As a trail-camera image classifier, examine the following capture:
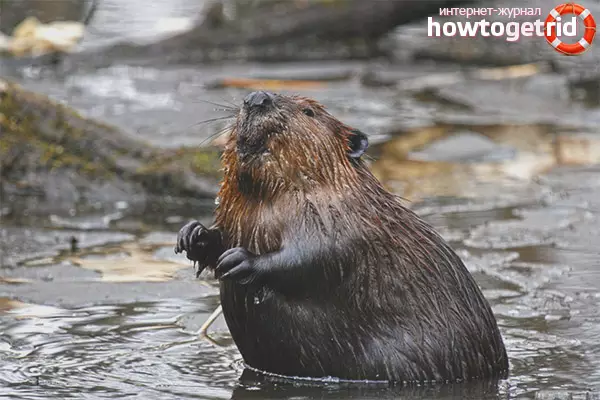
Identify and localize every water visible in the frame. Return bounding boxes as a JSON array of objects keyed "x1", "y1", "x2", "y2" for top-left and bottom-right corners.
[
  {"x1": 2, "y1": 162, "x2": 599, "y2": 399},
  {"x1": 2, "y1": 1, "x2": 600, "y2": 399},
  {"x1": 0, "y1": 300, "x2": 239, "y2": 399}
]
